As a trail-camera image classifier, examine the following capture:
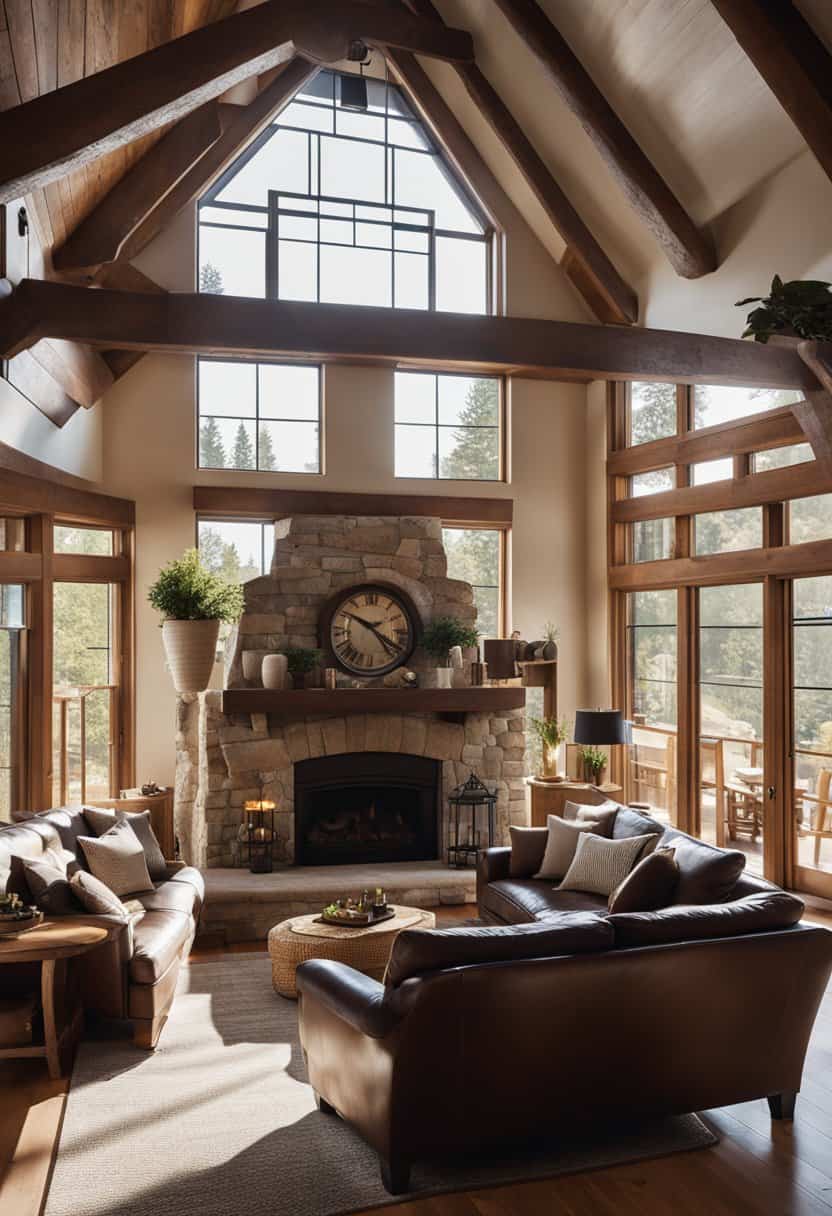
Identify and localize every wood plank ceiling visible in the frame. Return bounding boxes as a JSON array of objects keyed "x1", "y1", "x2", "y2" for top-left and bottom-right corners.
[{"x1": 0, "y1": 1, "x2": 236, "y2": 250}]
